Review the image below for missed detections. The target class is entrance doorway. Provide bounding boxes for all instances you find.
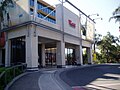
[82,48,88,64]
[38,44,42,67]
[45,48,56,66]
[65,48,76,65]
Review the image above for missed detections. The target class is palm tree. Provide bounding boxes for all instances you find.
[0,0,14,30]
[109,5,120,34]
[0,0,14,48]
[109,6,120,23]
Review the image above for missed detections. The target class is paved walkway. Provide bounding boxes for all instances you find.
[9,71,41,90]
[38,70,64,90]
[8,68,67,90]
[8,64,120,90]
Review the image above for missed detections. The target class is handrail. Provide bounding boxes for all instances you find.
[0,71,5,78]
[0,63,27,90]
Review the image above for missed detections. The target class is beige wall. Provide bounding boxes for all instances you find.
[3,0,30,27]
[16,0,30,14]
[64,35,80,45]
[4,1,94,67]
[36,26,62,41]
[82,40,92,47]
[8,26,27,39]
[56,4,80,38]
[6,2,93,49]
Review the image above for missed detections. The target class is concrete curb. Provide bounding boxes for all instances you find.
[53,70,73,90]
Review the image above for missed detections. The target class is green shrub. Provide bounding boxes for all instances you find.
[0,73,6,90]
[0,68,6,74]
[0,64,26,90]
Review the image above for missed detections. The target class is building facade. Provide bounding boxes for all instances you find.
[0,0,94,68]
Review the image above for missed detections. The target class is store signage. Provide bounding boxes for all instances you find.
[86,19,94,41]
[68,20,76,28]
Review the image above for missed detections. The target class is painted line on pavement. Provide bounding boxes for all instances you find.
[38,71,63,90]
[96,83,120,86]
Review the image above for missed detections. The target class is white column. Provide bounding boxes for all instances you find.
[87,47,93,64]
[26,25,38,68]
[75,45,83,65]
[0,49,2,66]
[5,40,11,67]
[41,43,45,67]
[56,41,65,68]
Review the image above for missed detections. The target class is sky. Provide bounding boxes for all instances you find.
[44,0,120,37]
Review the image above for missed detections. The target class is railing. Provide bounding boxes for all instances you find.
[0,63,27,90]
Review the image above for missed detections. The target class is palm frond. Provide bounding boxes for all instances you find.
[113,6,120,15]
[109,5,120,23]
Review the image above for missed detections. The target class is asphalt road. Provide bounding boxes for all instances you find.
[7,64,120,90]
[60,64,120,90]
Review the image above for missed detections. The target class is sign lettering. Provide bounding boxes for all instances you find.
[68,20,76,28]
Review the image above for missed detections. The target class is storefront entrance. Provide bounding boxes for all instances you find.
[38,37,57,67]
[45,48,56,66]
[65,48,76,65]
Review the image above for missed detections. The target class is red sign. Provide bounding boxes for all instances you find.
[0,32,5,47]
[68,20,76,28]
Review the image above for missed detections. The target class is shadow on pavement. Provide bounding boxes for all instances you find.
[60,64,120,90]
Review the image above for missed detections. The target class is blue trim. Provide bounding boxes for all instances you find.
[19,14,23,17]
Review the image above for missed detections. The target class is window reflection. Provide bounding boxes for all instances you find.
[30,0,56,24]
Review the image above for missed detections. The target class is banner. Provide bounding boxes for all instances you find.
[86,19,95,41]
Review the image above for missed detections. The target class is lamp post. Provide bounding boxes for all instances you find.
[93,17,103,21]
[88,13,99,17]
[93,17,102,53]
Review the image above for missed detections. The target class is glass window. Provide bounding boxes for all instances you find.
[53,12,55,16]
[51,12,53,16]
[44,8,47,13]
[30,9,33,15]
[38,2,42,10]
[41,14,44,18]
[46,8,48,14]
[37,13,39,17]
[39,4,42,9]
[48,9,49,13]
[38,3,40,9]
[41,4,43,9]
[30,0,34,7]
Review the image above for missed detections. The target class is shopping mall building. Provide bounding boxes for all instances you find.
[0,0,95,68]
